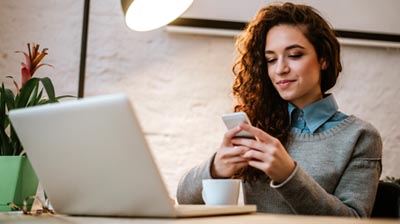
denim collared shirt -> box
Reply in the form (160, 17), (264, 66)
(288, 94), (348, 134)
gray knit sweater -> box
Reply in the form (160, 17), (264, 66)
(176, 115), (382, 217)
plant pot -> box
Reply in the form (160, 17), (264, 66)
(0, 156), (39, 211)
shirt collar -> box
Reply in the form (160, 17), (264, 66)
(288, 103), (297, 125)
(288, 94), (339, 133)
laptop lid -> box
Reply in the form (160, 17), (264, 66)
(9, 94), (178, 217)
(9, 93), (256, 218)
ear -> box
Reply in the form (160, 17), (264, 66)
(320, 58), (328, 70)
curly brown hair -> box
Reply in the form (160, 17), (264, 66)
(232, 2), (342, 182)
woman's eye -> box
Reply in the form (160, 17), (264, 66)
(266, 58), (276, 63)
(289, 54), (303, 59)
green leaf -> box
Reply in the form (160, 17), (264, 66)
(0, 84), (7, 122)
(39, 77), (56, 103)
(27, 83), (39, 107)
(0, 84), (16, 155)
(38, 99), (50, 105)
(17, 78), (40, 108)
(36, 89), (44, 105)
(56, 95), (76, 100)
(0, 126), (11, 155)
(3, 88), (16, 110)
(9, 125), (22, 155)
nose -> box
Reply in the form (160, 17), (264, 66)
(275, 58), (290, 75)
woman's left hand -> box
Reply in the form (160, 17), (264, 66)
(231, 123), (296, 183)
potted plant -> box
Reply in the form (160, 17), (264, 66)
(0, 43), (73, 212)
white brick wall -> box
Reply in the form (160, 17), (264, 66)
(1, 0), (399, 198)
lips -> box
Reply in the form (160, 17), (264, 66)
(276, 80), (295, 89)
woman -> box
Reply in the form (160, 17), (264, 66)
(176, 2), (382, 217)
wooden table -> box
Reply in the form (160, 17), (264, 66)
(0, 212), (398, 224)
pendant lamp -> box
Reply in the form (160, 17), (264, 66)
(121, 0), (193, 31)
(79, 0), (193, 98)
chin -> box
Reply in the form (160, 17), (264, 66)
(278, 93), (296, 102)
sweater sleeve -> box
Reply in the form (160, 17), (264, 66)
(176, 154), (215, 204)
(273, 125), (382, 217)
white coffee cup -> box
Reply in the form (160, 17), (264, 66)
(202, 179), (241, 205)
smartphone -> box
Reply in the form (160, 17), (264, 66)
(222, 112), (255, 139)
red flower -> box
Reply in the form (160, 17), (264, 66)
(15, 43), (53, 89)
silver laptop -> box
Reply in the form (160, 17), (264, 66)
(8, 93), (256, 218)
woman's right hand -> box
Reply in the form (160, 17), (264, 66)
(211, 126), (250, 178)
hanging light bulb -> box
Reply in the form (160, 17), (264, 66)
(121, 0), (193, 32)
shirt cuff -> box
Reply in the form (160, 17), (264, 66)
(270, 162), (299, 188)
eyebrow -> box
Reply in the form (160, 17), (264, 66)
(265, 44), (305, 54)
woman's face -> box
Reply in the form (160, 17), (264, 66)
(265, 24), (325, 109)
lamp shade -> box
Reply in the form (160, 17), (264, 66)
(121, 0), (193, 32)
